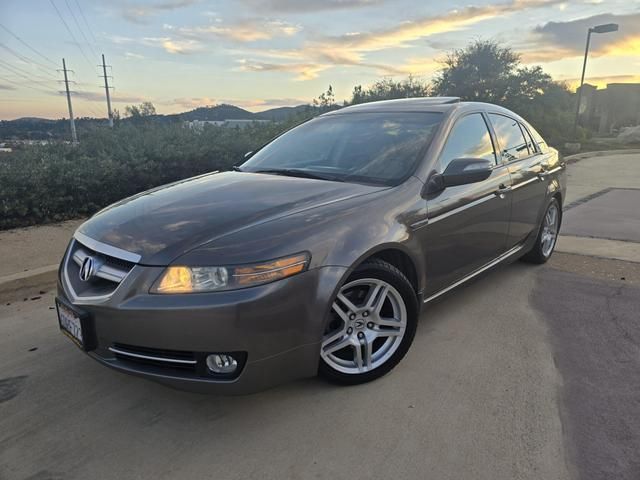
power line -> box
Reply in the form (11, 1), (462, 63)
(0, 61), (57, 85)
(64, 0), (97, 58)
(73, 0), (98, 47)
(0, 75), (58, 95)
(0, 59), (58, 81)
(49, 0), (93, 67)
(0, 42), (58, 74)
(0, 23), (58, 68)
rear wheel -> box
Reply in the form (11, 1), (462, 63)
(319, 259), (418, 385)
(522, 198), (561, 264)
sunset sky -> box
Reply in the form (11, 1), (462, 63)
(1, 0), (639, 120)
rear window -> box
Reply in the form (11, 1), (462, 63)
(527, 124), (548, 152)
(488, 113), (531, 162)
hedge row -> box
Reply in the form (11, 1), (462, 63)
(0, 121), (287, 230)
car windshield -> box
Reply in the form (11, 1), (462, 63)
(241, 112), (443, 186)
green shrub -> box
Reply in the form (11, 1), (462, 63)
(0, 121), (288, 229)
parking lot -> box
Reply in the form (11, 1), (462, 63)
(1, 151), (639, 480)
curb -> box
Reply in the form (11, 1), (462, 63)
(0, 265), (58, 302)
(564, 149), (640, 164)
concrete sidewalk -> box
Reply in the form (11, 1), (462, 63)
(0, 219), (82, 300)
(556, 151), (640, 263)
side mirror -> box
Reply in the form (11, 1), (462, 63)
(425, 158), (493, 195)
(442, 158), (493, 187)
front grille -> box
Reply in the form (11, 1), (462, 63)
(63, 238), (136, 299)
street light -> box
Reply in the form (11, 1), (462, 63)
(573, 23), (619, 136)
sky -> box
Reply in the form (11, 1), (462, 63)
(1, 0), (639, 120)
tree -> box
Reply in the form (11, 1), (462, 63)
(432, 40), (520, 103)
(351, 76), (430, 105)
(313, 85), (336, 112)
(125, 101), (157, 118)
(432, 40), (581, 143)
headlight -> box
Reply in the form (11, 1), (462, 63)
(151, 252), (309, 294)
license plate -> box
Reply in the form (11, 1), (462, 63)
(56, 300), (85, 348)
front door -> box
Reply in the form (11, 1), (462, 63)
(423, 112), (512, 298)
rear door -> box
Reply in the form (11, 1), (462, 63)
(488, 113), (547, 247)
(423, 112), (512, 297)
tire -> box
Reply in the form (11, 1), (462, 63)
(521, 197), (561, 264)
(318, 259), (418, 385)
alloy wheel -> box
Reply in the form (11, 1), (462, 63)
(321, 278), (407, 374)
(541, 203), (559, 258)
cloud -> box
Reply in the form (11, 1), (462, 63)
(236, 59), (329, 80)
(527, 12), (640, 62)
(234, 0), (562, 80)
(557, 74), (640, 90)
(237, 0), (384, 13)
(178, 19), (301, 43)
(106, 35), (136, 45)
(124, 52), (145, 60)
(142, 37), (203, 54)
(51, 90), (147, 104)
(136, 17), (301, 55)
(166, 96), (308, 110)
(120, 0), (201, 24)
(0, 84), (17, 91)
(316, 0), (562, 55)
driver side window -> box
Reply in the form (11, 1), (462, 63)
(439, 113), (497, 172)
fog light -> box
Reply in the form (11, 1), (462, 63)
(206, 354), (238, 374)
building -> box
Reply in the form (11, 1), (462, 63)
(184, 119), (271, 131)
(578, 83), (640, 134)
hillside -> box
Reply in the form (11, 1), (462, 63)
(0, 103), (311, 140)
(179, 104), (255, 121)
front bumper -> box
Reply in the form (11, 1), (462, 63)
(57, 265), (347, 394)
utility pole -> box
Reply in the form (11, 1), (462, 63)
(100, 54), (114, 127)
(61, 58), (78, 144)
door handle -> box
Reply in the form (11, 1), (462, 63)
(538, 171), (549, 180)
(495, 184), (511, 198)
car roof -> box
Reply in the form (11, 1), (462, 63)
(321, 97), (524, 120)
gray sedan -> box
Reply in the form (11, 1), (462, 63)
(56, 97), (566, 393)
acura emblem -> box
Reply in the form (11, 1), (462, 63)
(79, 256), (95, 282)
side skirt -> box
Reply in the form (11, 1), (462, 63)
(423, 243), (526, 304)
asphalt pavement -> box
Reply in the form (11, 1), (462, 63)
(1, 259), (570, 480)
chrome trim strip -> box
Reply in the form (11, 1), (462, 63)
(511, 176), (539, 191)
(410, 217), (430, 230)
(74, 231), (142, 264)
(546, 166), (563, 174)
(423, 244), (524, 303)
(96, 264), (128, 283)
(108, 346), (197, 365)
(428, 193), (496, 225)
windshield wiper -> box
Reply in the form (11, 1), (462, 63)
(253, 168), (343, 182)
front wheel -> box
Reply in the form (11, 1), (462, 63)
(318, 259), (418, 385)
(522, 198), (561, 264)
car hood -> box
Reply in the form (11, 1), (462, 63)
(77, 171), (385, 265)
